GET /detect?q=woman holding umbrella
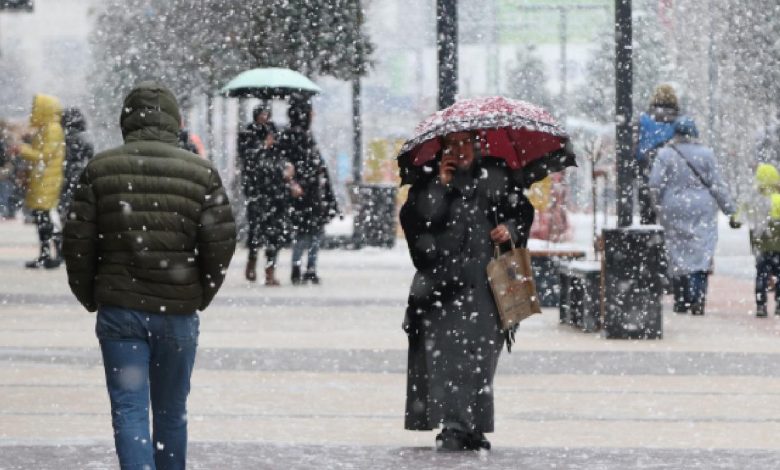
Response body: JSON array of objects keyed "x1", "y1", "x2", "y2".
[{"x1": 398, "y1": 97, "x2": 575, "y2": 451}]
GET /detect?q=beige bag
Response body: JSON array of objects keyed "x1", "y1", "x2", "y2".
[{"x1": 486, "y1": 241, "x2": 542, "y2": 330}]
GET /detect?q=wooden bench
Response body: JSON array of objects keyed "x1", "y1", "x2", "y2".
[{"x1": 529, "y1": 249, "x2": 587, "y2": 307}]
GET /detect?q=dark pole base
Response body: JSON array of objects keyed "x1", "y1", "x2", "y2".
[{"x1": 602, "y1": 227, "x2": 665, "y2": 339}]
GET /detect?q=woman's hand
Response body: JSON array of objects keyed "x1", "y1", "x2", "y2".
[
  {"x1": 490, "y1": 224, "x2": 512, "y2": 244},
  {"x1": 438, "y1": 157, "x2": 457, "y2": 185},
  {"x1": 289, "y1": 181, "x2": 304, "y2": 198}
]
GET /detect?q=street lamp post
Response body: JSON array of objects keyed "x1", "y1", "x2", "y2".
[
  {"x1": 615, "y1": 0, "x2": 633, "y2": 227},
  {"x1": 437, "y1": 0, "x2": 458, "y2": 110}
]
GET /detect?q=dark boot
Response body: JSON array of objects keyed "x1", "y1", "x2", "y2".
[
  {"x1": 303, "y1": 270, "x2": 320, "y2": 285},
  {"x1": 466, "y1": 431, "x2": 491, "y2": 451},
  {"x1": 690, "y1": 304, "x2": 705, "y2": 316},
  {"x1": 435, "y1": 428, "x2": 470, "y2": 452},
  {"x1": 245, "y1": 257, "x2": 257, "y2": 282},
  {"x1": 756, "y1": 304, "x2": 768, "y2": 318},
  {"x1": 26, "y1": 242, "x2": 54, "y2": 269},
  {"x1": 265, "y1": 266, "x2": 280, "y2": 286},
  {"x1": 291, "y1": 266, "x2": 302, "y2": 285},
  {"x1": 673, "y1": 303, "x2": 688, "y2": 314}
]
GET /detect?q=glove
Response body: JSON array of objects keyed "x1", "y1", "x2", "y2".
[{"x1": 729, "y1": 215, "x2": 742, "y2": 229}]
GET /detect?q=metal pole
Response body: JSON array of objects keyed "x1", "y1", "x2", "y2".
[
  {"x1": 615, "y1": 0, "x2": 633, "y2": 227},
  {"x1": 352, "y1": 77, "x2": 362, "y2": 184},
  {"x1": 437, "y1": 0, "x2": 458, "y2": 109}
]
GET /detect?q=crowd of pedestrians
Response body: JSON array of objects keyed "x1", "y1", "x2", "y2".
[
  {"x1": 5, "y1": 77, "x2": 780, "y2": 466},
  {"x1": 238, "y1": 96, "x2": 339, "y2": 286}
]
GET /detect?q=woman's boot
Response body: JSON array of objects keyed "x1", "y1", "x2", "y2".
[
  {"x1": 265, "y1": 266, "x2": 280, "y2": 286},
  {"x1": 245, "y1": 257, "x2": 257, "y2": 282}
]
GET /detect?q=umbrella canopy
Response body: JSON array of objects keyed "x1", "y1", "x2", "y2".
[
  {"x1": 221, "y1": 67, "x2": 322, "y2": 99},
  {"x1": 397, "y1": 96, "x2": 576, "y2": 186}
]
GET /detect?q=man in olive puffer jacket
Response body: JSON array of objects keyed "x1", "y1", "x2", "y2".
[{"x1": 63, "y1": 81, "x2": 236, "y2": 470}]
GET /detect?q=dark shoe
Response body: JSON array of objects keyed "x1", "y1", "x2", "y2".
[
  {"x1": 43, "y1": 257, "x2": 61, "y2": 269},
  {"x1": 303, "y1": 270, "x2": 320, "y2": 285},
  {"x1": 265, "y1": 267, "x2": 280, "y2": 286},
  {"x1": 435, "y1": 428, "x2": 470, "y2": 452},
  {"x1": 291, "y1": 266, "x2": 302, "y2": 285},
  {"x1": 673, "y1": 303, "x2": 688, "y2": 314},
  {"x1": 245, "y1": 258, "x2": 257, "y2": 282},
  {"x1": 467, "y1": 431, "x2": 491, "y2": 451},
  {"x1": 690, "y1": 304, "x2": 705, "y2": 316},
  {"x1": 25, "y1": 256, "x2": 45, "y2": 269},
  {"x1": 757, "y1": 304, "x2": 768, "y2": 318}
]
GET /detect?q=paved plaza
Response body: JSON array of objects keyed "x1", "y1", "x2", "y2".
[{"x1": 2, "y1": 218, "x2": 780, "y2": 469}]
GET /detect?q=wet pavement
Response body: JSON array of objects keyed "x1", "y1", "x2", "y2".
[{"x1": 1, "y1": 219, "x2": 780, "y2": 469}]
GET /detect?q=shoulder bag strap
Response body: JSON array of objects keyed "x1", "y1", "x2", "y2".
[{"x1": 668, "y1": 144, "x2": 718, "y2": 200}]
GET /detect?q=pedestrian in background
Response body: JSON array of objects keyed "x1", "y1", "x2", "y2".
[
  {"x1": 0, "y1": 121, "x2": 16, "y2": 219},
  {"x1": 635, "y1": 84, "x2": 680, "y2": 224},
  {"x1": 733, "y1": 163, "x2": 780, "y2": 317},
  {"x1": 279, "y1": 97, "x2": 338, "y2": 285},
  {"x1": 401, "y1": 130, "x2": 534, "y2": 451},
  {"x1": 238, "y1": 104, "x2": 292, "y2": 285},
  {"x1": 63, "y1": 81, "x2": 236, "y2": 470},
  {"x1": 58, "y1": 107, "x2": 94, "y2": 224},
  {"x1": 19, "y1": 94, "x2": 65, "y2": 269},
  {"x1": 649, "y1": 116, "x2": 737, "y2": 316}
]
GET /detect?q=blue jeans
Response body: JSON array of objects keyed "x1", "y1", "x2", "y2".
[
  {"x1": 96, "y1": 305, "x2": 199, "y2": 470},
  {"x1": 292, "y1": 231, "x2": 322, "y2": 271},
  {"x1": 755, "y1": 252, "x2": 780, "y2": 305}
]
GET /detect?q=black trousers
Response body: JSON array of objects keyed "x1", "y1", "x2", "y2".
[{"x1": 637, "y1": 158, "x2": 656, "y2": 225}]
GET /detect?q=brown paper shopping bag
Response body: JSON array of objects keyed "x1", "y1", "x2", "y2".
[{"x1": 486, "y1": 244, "x2": 542, "y2": 330}]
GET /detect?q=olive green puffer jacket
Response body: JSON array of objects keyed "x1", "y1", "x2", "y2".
[{"x1": 63, "y1": 82, "x2": 236, "y2": 314}]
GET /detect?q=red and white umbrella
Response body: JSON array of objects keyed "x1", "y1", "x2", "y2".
[{"x1": 397, "y1": 96, "x2": 576, "y2": 186}]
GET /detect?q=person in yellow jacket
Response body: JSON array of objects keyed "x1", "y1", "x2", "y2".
[
  {"x1": 19, "y1": 94, "x2": 65, "y2": 269},
  {"x1": 732, "y1": 163, "x2": 780, "y2": 316}
]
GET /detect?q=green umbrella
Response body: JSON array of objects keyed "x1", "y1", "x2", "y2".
[{"x1": 220, "y1": 67, "x2": 322, "y2": 99}]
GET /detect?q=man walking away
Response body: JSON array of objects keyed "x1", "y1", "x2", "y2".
[{"x1": 63, "y1": 81, "x2": 237, "y2": 470}]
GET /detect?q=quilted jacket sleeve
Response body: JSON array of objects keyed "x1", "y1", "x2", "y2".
[
  {"x1": 197, "y1": 169, "x2": 237, "y2": 310},
  {"x1": 62, "y1": 169, "x2": 98, "y2": 312}
]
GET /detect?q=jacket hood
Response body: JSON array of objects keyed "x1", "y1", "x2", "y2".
[
  {"x1": 62, "y1": 107, "x2": 87, "y2": 133},
  {"x1": 120, "y1": 81, "x2": 181, "y2": 145},
  {"x1": 30, "y1": 94, "x2": 63, "y2": 128},
  {"x1": 756, "y1": 163, "x2": 780, "y2": 192}
]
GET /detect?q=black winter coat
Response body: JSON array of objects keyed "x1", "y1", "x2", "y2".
[
  {"x1": 59, "y1": 129, "x2": 93, "y2": 216},
  {"x1": 401, "y1": 161, "x2": 533, "y2": 433},
  {"x1": 239, "y1": 122, "x2": 292, "y2": 248},
  {"x1": 62, "y1": 82, "x2": 237, "y2": 314},
  {"x1": 278, "y1": 127, "x2": 338, "y2": 235}
]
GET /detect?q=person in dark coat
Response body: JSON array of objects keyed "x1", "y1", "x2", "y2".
[
  {"x1": 238, "y1": 105, "x2": 293, "y2": 285},
  {"x1": 56, "y1": 107, "x2": 94, "y2": 261},
  {"x1": 401, "y1": 131, "x2": 534, "y2": 451},
  {"x1": 62, "y1": 81, "x2": 236, "y2": 470},
  {"x1": 279, "y1": 98, "x2": 338, "y2": 284}
]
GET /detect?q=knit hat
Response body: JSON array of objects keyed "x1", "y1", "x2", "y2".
[
  {"x1": 756, "y1": 163, "x2": 780, "y2": 191},
  {"x1": 650, "y1": 84, "x2": 679, "y2": 111}
]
